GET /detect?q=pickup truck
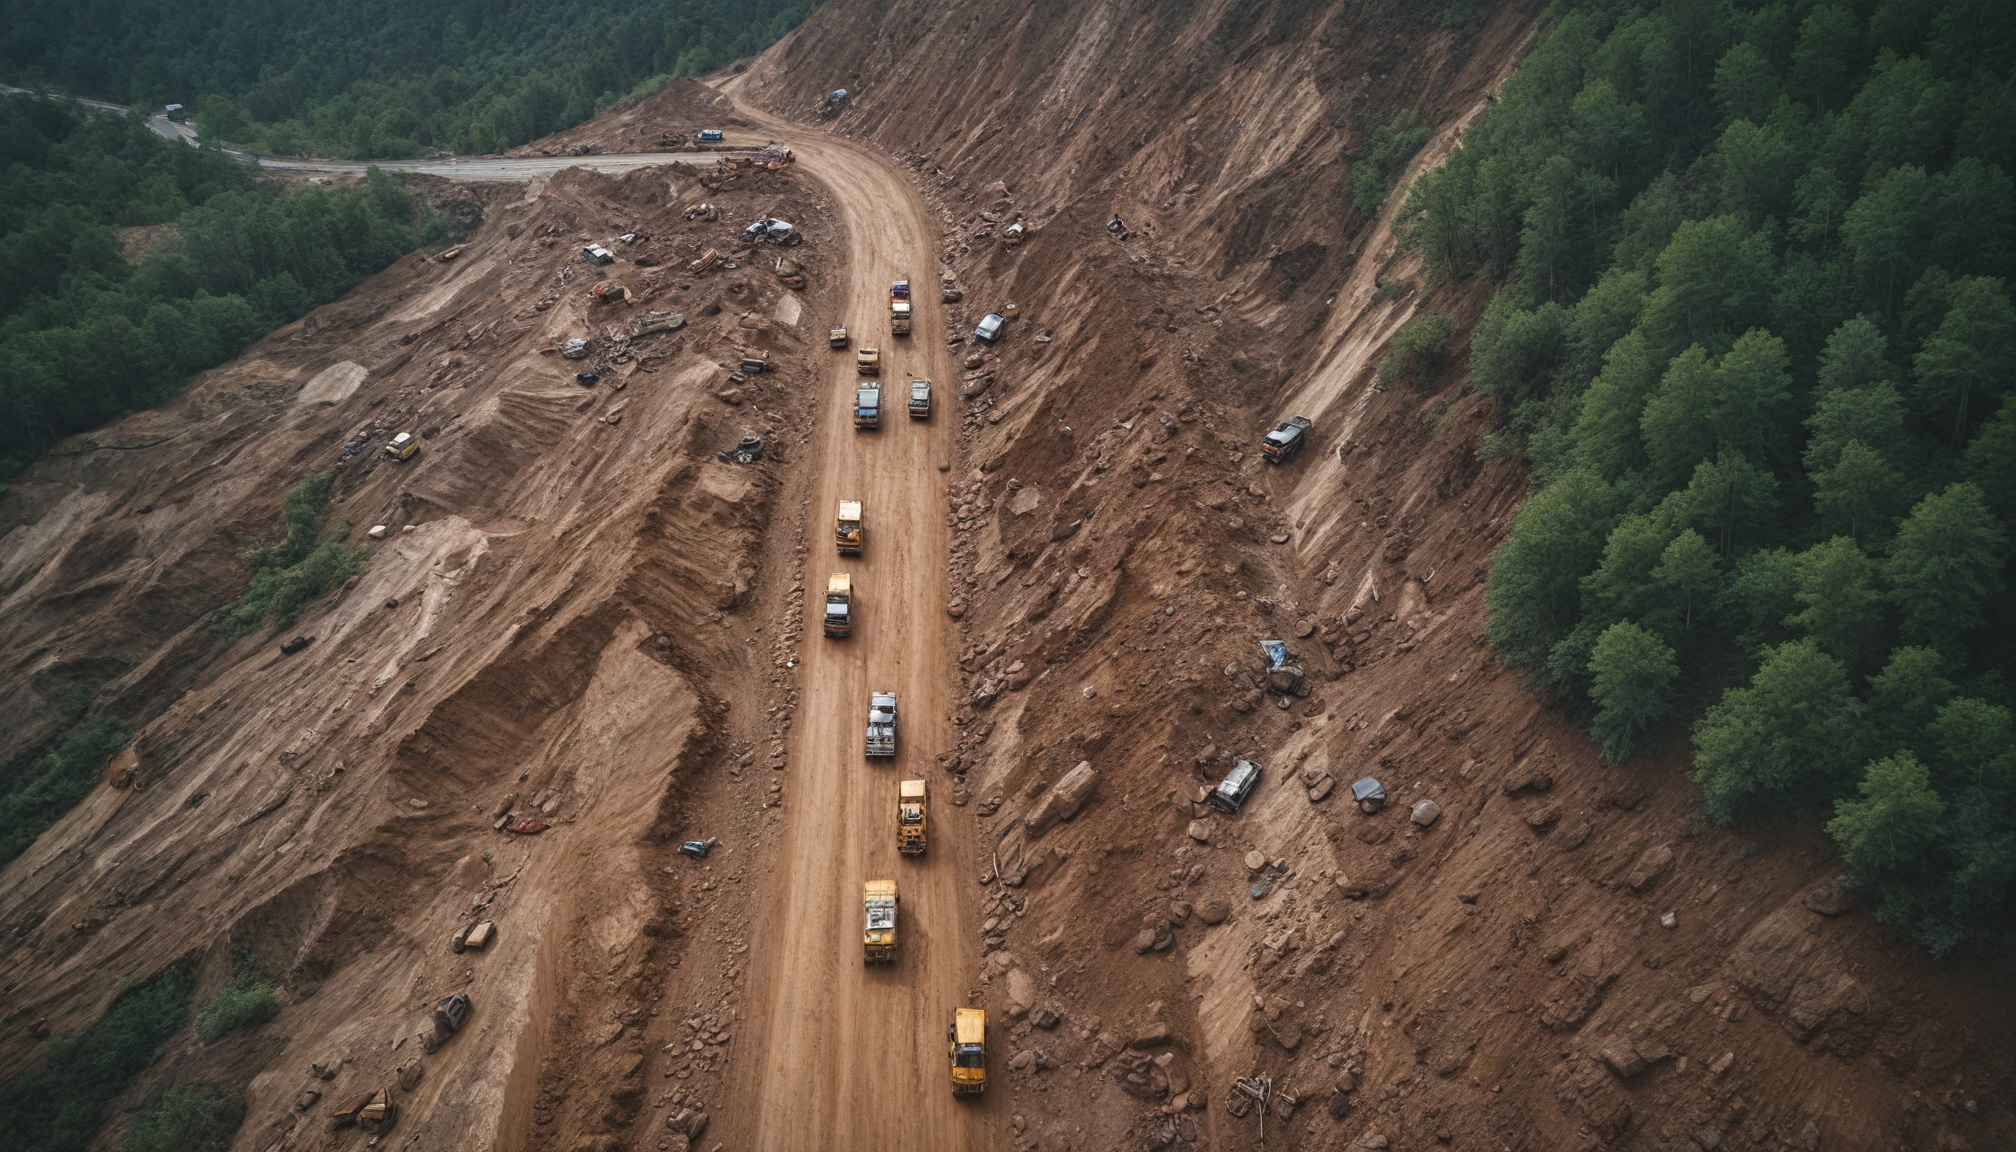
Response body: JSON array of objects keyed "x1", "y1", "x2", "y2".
[
  {"x1": 908, "y1": 379, "x2": 932, "y2": 419},
  {"x1": 898, "y1": 779, "x2": 927, "y2": 854},
  {"x1": 855, "y1": 383, "x2": 881, "y2": 429},
  {"x1": 856, "y1": 346, "x2": 881, "y2": 376},
  {"x1": 866, "y1": 692, "x2": 897, "y2": 757},
  {"x1": 823, "y1": 573, "x2": 853, "y2": 638},
  {"x1": 836, "y1": 500, "x2": 863, "y2": 555},
  {"x1": 829, "y1": 325, "x2": 849, "y2": 349},
  {"x1": 1261, "y1": 416, "x2": 1313, "y2": 464}
]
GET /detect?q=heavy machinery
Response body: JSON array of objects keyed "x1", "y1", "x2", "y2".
[
  {"x1": 890, "y1": 279, "x2": 912, "y2": 336},
  {"x1": 856, "y1": 345, "x2": 881, "y2": 376},
  {"x1": 866, "y1": 692, "x2": 897, "y2": 757},
  {"x1": 823, "y1": 573, "x2": 853, "y2": 637},
  {"x1": 908, "y1": 378, "x2": 932, "y2": 419},
  {"x1": 949, "y1": 1009, "x2": 987, "y2": 1095},
  {"x1": 855, "y1": 382, "x2": 882, "y2": 429},
  {"x1": 898, "y1": 779, "x2": 927, "y2": 854},
  {"x1": 384, "y1": 432, "x2": 419, "y2": 461},
  {"x1": 1261, "y1": 416, "x2": 1313, "y2": 464},
  {"x1": 863, "y1": 880, "x2": 898, "y2": 963},
  {"x1": 836, "y1": 501, "x2": 863, "y2": 555},
  {"x1": 829, "y1": 325, "x2": 850, "y2": 349}
]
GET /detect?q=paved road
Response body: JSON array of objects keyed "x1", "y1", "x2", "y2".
[{"x1": 710, "y1": 84, "x2": 1004, "y2": 1151}]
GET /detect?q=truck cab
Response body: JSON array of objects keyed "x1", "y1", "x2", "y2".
[
  {"x1": 384, "y1": 432, "x2": 419, "y2": 461},
  {"x1": 950, "y1": 1009, "x2": 987, "y2": 1095},
  {"x1": 1261, "y1": 416, "x2": 1314, "y2": 464},
  {"x1": 855, "y1": 383, "x2": 881, "y2": 429},
  {"x1": 823, "y1": 573, "x2": 853, "y2": 638},
  {"x1": 908, "y1": 379, "x2": 932, "y2": 419},
  {"x1": 836, "y1": 501, "x2": 863, "y2": 555},
  {"x1": 856, "y1": 346, "x2": 881, "y2": 376},
  {"x1": 898, "y1": 779, "x2": 927, "y2": 854},
  {"x1": 866, "y1": 692, "x2": 897, "y2": 757},
  {"x1": 863, "y1": 880, "x2": 898, "y2": 963}
]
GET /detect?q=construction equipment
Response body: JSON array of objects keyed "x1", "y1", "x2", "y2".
[
  {"x1": 817, "y1": 88, "x2": 849, "y2": 116},
  {"x1": 1261, "y1": 416, "x2": 1313, "y2": 464},
  {"x1": 717, "y1": 435, "x2": 764, "y2": 464},
  {"x1": 855, "y1": 382, "x2": 881, "y2": 429},
  {"x1": 908, "y1": 378, "x2": 932, "y2": 419},
  {"x1": 856, "y1": 346, "x2": 881, "y2": 376},
  {"x1": 949, "y1": 1009, "x2": 987, "y2": 1095},
  {"x1": 866, "y1": 691, "x2": 897, "y2": 757},
  {"x1": 679, "y1": 837, "x2": 718, "y2": 858},
  {"x1": 1003, "y1": 221, "x2": 1026, "y2": 247},
  {"x1": 975, "y1": 313, "x2": 1005, "y2": 345},
  {"x1": 1209, "y1": 759, "x2": 1262, "y2": 814},
  {"x1": 741, "y1": 217, "x2": 799, "y2": 245},
  {"x1": 695, "y1": 129, "x2": 725, "y2": 144},
  {"x1": 824, "y1": 573, "x2": 853, "y2": 638},
  {"x1": 384, "y1": 432, "x2": 419, "y2": 461},
  {"x1": 836, "y1": 500, "x2": 863, "y2": 555},
  {"x1": 583, "y1": 243, "x2": 615, "y2": 265},
  {"x1": 419, "y1": 992, "x2": 470, "y2": 1053},
  {"x1": 863, "y1": 880, "x2": 898, "y2": 962},
  {"x1": 898, "y1": 779, "x2": 927, "y2": 854},
  {"x1": 739, "y1": 356, "x2": 770, "y2": 374},
  {"x1": 829, "y1": 325, "x2": 850, "y2": 349},
  {"x1": 890, "y1": 279, "x2": 912, "y2": 336}
]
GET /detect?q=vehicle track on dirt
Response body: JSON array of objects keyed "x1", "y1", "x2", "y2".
[{"x1": 711, "y1": 90, "x2": 1004, "y2": 1149}]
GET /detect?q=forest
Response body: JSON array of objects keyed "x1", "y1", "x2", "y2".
[
  {"x1": 1404, "y1": 0, "x2": 2015, "y2": 954},
  {"x1": 0, "y1": 0, "x2": 818, "y2": 159},
  {"x1": 0, "y1": 93, "x2": 422, "y2": 477}
]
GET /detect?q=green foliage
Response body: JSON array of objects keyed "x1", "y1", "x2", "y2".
[
  {"x1": 210, "y1": 473, "x2": 367, "y2": 635},
  {"x1": 0, "y1": 2, "x2": 819, "y2": 160},
  {"x1": 0, "y1": 969, "x2": 192, "y2": 1152},
  {"x1": 1353, "y1": 114, "x2": 1433, "y2": 215},
  {"x1": 123, "y1": 1085, "x2": 244, "y2": 1152},
  {"x1": 0, "y1": 94, "x2": 421, "y2": 477},
  {"x1": 1588, "y1": 620, "x2": 1679, "y2": 763},
  {"x1": 193, "y1": 954, "x2": 276, "y2": 1045},
  {"x1": 1408, "y1": 0, "x2": 2016, "y2": 951},
  {"x1": 1376, "y1": 313, "x2": 1455, "y2": 385},
  {"x1": 0, "y1": 715, "x2": 133, "y2": 866}
]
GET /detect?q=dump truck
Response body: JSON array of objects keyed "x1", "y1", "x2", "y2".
[
  {"x1": 384, "y1": 432, "x2": 419, "y2": 461},
  {"x1": 863, "y1": 880, "x2": 898, "y2": 963},
  {"x1": 950, "y1": 1009, "x2": 987, "y2": 1095},
  {"x1": 836, "y1": 500, "x2": 863, "y2": 555},
  {"x1": 857, "y1": 346, "x2": 881, "y2": 376},
  {"x1": 1262, "y1": 416, "x2": 1313, "y2": 464},
  {"x1": 866, "y1": 691, "x2": 897, "y2": 757},
  {"x1": 855, "y1": 382, "x2": 882, "y2": 429},
  {"x1": 908, "y1": 378, "x2": 932, "y2": 419},
  {"x1": 823, "y1": 573, "x2": 853, "y2": 638},
  {"x1": 890, "y1": 280, "x2": 913, "y2": 336},
  {"x1": 829, "y1": 325, "x2": 850, "y2": 349},
  {"x1": 898, "y1": 779, "x2": 927, "y2": 854}
]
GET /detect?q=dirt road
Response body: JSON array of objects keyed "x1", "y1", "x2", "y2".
[{"x1": 713, "y1": 93, "x2": 1003, "y2": 1148}]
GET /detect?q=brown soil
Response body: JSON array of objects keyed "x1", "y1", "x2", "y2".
[{"x1": 1, "y1": 4, "x2": 2012, "y2": 1152}]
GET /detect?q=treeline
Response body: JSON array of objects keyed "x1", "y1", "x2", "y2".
[
  {"x1": 0, "y1": 0, "x2": 818, "y2": 159},
  {"x1": 0, "y1": 93, "x2": 422, "y2": 476},
  {"x1": 1401, "y1": 0, "x2": 2016, "y2": 954}
]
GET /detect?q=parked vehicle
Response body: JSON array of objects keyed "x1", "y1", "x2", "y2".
[
  {"x1": 836, "y1": 500, "x2": 863, "y2": 555},
  {"x1": 898, "y1": 779, "x2": 927, "y2": 854},
  {"x1": 164, "y1": 103, "x2": 188, "y2": 123},
  {"x1": 908, "y1": 379, "x2": 932, "y2": 419},
  {"x1": 856, "y1": 346, "x2": 881, "y2": 375},
  {"x1": 740, "y1": 217, "x2": 799, "y2": 245},
  {"x1": 855, "y1": 382, "x2": 882, "y2": 429},
  {"x1": 866, "y1": 691, "x2": 897, "y2": 757},
  {"x1": 890, "y1": 281, "x2": 913, "y2": 336},
  {"x1": 384, "y1": 432, "x2": 419, "y2": 461},
  {"x1": 1261, "y1": 417, "x2": 1314, "y2": 464},
  {"x1": 974, "y1": 313, "x2": 1005, "y2": 344},
  {"x1": 949, "y1": 1009, "x2": 987, "y2": 1095},
  {"x1": 824, "y1": 573, "x2": 853, "y2": 637},
  {"x1": 695, "y1": 129, "x2": 725, "y2": 144},
  {"x1": 829, "y1": 325, "x2": 850, "y2": 349}
]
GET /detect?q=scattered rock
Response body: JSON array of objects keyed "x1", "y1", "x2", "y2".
[
  {"x1": 1006, "y1": 968, "x2": 1037, "y2": 1017},
  {"x1": 1198, "y1": 899, "x2": 1231, "y2": 926},
  {"x1": 1524, "y1": 802, "x2": 1561, "y2": 829},
  {"x1": 1804, "y1": 878, "x2": 1854, "y2": 916},
  {"x1": 1025, "y1": 761, "x2": 1098, "y2": 837},
  {"x1": 397, "y1": 1059, "x2": 424, "y2": 1091},
  {"x1": 1030, "y1": 1007, "x2": 1060, "y2": 1029},
  {"x1": 1660, "y1": 911, "x2": 1678, "y2": 929},
  {"x1": 1133, "y1": 928, "x2": 1160, "y2": 955},
  {"x1": 1186, "y1": 819, "x2": 1211, "y2": 843},
  {"x1": 1011, "y1": 1050, "x2": 1036, "y2": 1071},
  {"x1": 1555, "y1": 818, "x2": 1593, "y2": 851},
  {"x1": 295, "y1": 1090, "x2": 321, "y2": 1112},
  {"x1": 1708, "y1": 1051, "x2": 1734, "y2": 1075},
  {"x1": 1597, "y1": 1036, "x2": 1647, "y2": 1079},
  {"x1": 1306, "y1": 774, "x2": 1335, "y2": 802},
  {"x1": 1130, "y1": 1022, "x2": 1171, "y2": 1049},
  {"x1": 1409, "y1": 799, "x2": 1442, "y2": 827},
  {"x1": 1625, "y1": 845, "x2": 1675, "y2": 892},
  {"x1": 1502, "y1": 760, "x2": 1554, "y2": 795},
  {"x1": 1244, "y1": 850, "x2": 1267, "y2": 871}
]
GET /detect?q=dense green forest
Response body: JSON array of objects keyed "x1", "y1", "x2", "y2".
[
  {"x1": 1404, "y1": 0, "x2": 2016, "y2": 954},
  {"x1": 0, "y1": 0, "x2": 817, "y2": 159},
  {"x1": 0, "y1": 93, "x2": 422, "y2": 476}
]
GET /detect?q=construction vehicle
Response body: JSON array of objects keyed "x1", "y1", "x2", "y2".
[
  {"x1": 949, "y1": 1009, "x2": 987, "y2": 1095},
  {"x1": 863, "y1": 880, "x2": 898, "y2": 963},
  {"x1": 975, "y1": 313, "x2": 1005, "y2": 345},
  {"x1": 695, "y1": 129, "x2": 725, "y2": 144},
  {"x1": 866, "y1": 691, "x2": 897, "y2": 757},
  {"x1": 384, "y1": 432, "x2": 419, "y2": 461},
  {"x1": 855, "y1": 382, "x2": 882, "y2": 429},
  {"x1": 1209, "y1": 759, "x2": 1263, "y2": 814},
  {"x1": 908, "y1": 378, "x2": 932, "y2": 419},
  {"x1": 890, "y1": 280, "x2": 912, "y2": 336},
  {"x1": 741, "y1": 217, "x2": 800, "y2": 246},
  {"x1": 824, "y1": 573, "x2": 853, "y2": 637},
  {"x1": 583, "y1": 243, "x2": 615, "y2": 265},
  {"x1": 829, "y1": 325, "x2": 850, "y2": 349},
  {"x1": 1003, "y1": 221, "x2": 1026, "y2": 247},
  {"x1": 1261, "y1": 416, "x2": 1313, "y2": 464},
  {"x1": 898, "y1": 779, "x2": 927, "y2": 854},
  {"x1": 817, "y1": 89, "x2": 849, "y2": 116},
  {"x1": 836, "y1": 500, "x2": 863, "y2": 555},
  {"x1": 856, "y1": 346, "x2": 881, "y2": 376},
  {"x1": 164, "y1": 103, "x2": 188, "y2": 123}
]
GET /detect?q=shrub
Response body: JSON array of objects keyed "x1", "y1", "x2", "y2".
[
  {"x1": 0, "y1": 715, "x2": 134, "y2": 866},
  {"x1": 210, "y1": 473, "x2": 368, "y2": 635},
  {"x1": 0, "y1": 969, "x2": 192, "y2": 1152},
  {"x1": 194, "y1": 958, "x2": 277, "y2": 1045},
  {"x1": 1377, "y1": 313, "x2": 1456, "y2": 386},
  {"x1": 123, "y1": 1085, "x2": 244, "y2": 1152}
]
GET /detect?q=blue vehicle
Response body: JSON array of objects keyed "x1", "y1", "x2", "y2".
[
  {"x1": 695, "y1": 129, "x2": 725, "y2": 144},
  {"x1": 974, "y1": 313, "x2": 1005, "y2": 345}
]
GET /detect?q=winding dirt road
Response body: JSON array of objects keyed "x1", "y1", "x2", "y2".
[{"x1": 712, "y1": 94, "x2": 1003, "y2": 1149}]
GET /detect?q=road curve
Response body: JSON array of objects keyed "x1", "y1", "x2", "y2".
[{"x1": 710, "y1": 87, "x2": 1004, "y2": 1150}]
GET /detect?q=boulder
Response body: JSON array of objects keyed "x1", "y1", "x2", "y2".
[
  {"x1": 1409, "y1": 799, "x2": 1442, "y2": 827},
  {"x1": 1186, "y1": 819, "x2": 1211, "y2": 843},
  {"x1": 1024, "y1": 761, "x2": 1098, "y2": 837},
  {"x1": 397, "y1": 1059, "x2": 424, "y2": 1091},
  {"x1": 1130, "y1": 1022, "x2": 1172, "y2": 1048},
  {"x1": 1006, "y1": 968, "x2": 1037, "y2": 1017},
  {"x1": 1198, "y1": 899, "x2": 1231, "y2": 926},
  {"x1": 1804, "y1": 878, "x2": 1854, "y2": 916},
  {"x1": 1597, "y1": 1037, "x2": 1647, "y2": 1079},
  {"x1": 1625, "y1": 845, "x2": 1674, "y2": 892}
]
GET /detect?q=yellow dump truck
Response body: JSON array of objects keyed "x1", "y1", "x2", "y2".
[
  {"x1": 836, "y1": 500, "x2": 863, "y2": 555},
  {"x1": 949, "y1": 1008, "x2": 986, "y2": 1095},
  {"x1": 863, "y1": 880, "x2": 898, "y2": 963},
  {"x1": 898, "y1": 779, "x2": 927, "y2": 854},
  {"x1": 384, "y1": 432, "x2": 419, "y2": 461},
  {"x1": 823, "y1": 573, "x2": 853, "y2": 638}
]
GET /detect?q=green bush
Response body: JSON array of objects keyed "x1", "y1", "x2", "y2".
[
  {"x1": 193, "y1": 955, "x2": 277, "y2": 1044},
  {"x1": 210, "y1": 472, "x2": 368, "y2": 635},
  {"x1": 1376, "y1": 313, "x2": 1455, "y2": 385},
  {"x1": 123, "y1": 1085, "x2": 243, "y2": 1152},
  {"x1": 1353, "y1": 114, "x2": 1433, "y2": 214},
  {"x1": 0, "y1": 969, "x2": 192, "y2": 1152},
  {"x1": 0, "y1": 715, "x2": 133, "y2": 866}
]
